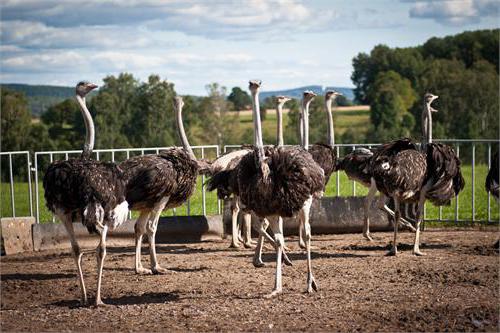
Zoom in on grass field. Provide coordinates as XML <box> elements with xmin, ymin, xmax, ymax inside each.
<box><xmin>238</xmin><ymin>107</ymin><xmax>370</xmax><ymax>138</ymax></box>
<box><xmin>1</xmin><ymin>164</ymin><xmax>498</xmax><ymax>225</ymax></box>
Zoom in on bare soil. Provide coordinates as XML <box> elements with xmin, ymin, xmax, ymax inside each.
<box><xmin>1</xmin><ymin>230</ymin><xmax>498</xmax><ymax>332</ymax></box>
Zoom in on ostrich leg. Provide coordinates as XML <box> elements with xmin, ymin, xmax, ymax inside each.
<box><xmin>302</xmin><ymin>197</ymin><xmax>318</xmax><ymax>293</ymax></box>
<box><xmin>62</xmin><ymin>214</ymin><xmax>88</xmax><ymax>305</ymax></box>
<box><xmin>230</xmin><ymin>197</ymin><xmax>242</xmax><ymax>248</ymax></box>
<box><xmin>135</xmin><ymin>211</ymin><xmax>152</xmax><ymax>274</ymax></box>
<box><xmin>363</xmin><ymin>182</ymin><xmax>378</xmax><ymax>241</ymax></box>
<box><xmin>413</xmin><ymin>184</ymin><xmax>431</xmax><ymax>256</ymax></box>
<box><xmin>265</xmin><ymin>216</ymin><xmax>285</xmax><ymax>298</ymax></box>
<box><xmin>242</xmin><ymin>213</ymin><xmax>257</xmax><ymax>248</ymax></box>
<box><xmin>147</xmin><ymin>197</ymin><xmax>170</xmax><ymax>274</ymax></box>
<box><xmin>386</xmin><ymin>198</ymin><xmax>400</xmax><ymax>256</ymax></box>
<box><xmin>298</xmin><ymin>218</ymin><xmax>306</xmax><ymax>249</ymax></box>
<box><xmin>253</xmin><ymin>218</ymin><xmax>292</xmax><ymax>268</ymax></box>
<box><xmin>376</xmin><ymin>192</ymin><xmax>417</xmax><ymax>232</ymax></box>
<box><xmin>95</xmin><ymin>225</ymin><xmax>108</xmax><ymax>306</ymax></box>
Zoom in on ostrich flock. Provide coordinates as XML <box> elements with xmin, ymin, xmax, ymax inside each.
<box><xmin>42</xmin><ymin>80</ymin><xmax>497</xmax><ymax>306</ymax></box>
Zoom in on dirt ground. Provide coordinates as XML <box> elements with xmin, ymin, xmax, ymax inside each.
<box><xmin>1</xmin><ymin>230</ymin><xmax>498</xmax><ymax>332</ymax></box>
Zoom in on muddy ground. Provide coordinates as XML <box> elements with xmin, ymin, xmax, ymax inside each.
<box><xmin>1</xmin><ymin>230</ymin><xmax>498</xmax><ymax>332</ymax></box>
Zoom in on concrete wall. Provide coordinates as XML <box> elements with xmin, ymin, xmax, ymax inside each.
<box><xmin>223</xmin><ymin>196</ymin><xmax>393</xmax><ymax>235</ymax></box>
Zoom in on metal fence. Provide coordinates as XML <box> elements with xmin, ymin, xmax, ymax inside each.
<box><xmin>1</xmin><ymin>140</ymin><xmax>498</xmax><ymax>225</ymax></box>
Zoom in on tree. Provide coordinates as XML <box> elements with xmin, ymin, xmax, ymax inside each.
<box><xmin>227</xmin><ymin>87</ymin><xmax>251</xmax><ymax>111</ymax></box>
<box><xmin>367</xmin><ymin>71</ymin><xmax>416</xmax><ymax>142</ymax></box>
<box><xmin>91</xmin><ymin>73</ymin><xmax>139</xmax><ymax>148</ymax></box>
<box><xmin>41</xmin><ymin>98</ymin><xmax>81</xmax><ymax>150</ymax></box>
<box><xmin>1</xmin><ymin>88</ymin><xmax>32</xmax><ymax>152</ymax></box>
<box><xmin>128</xmin><ymin>75</ymin><xmax>177</xmax><ymax>147</ymax></box>
<box><xmin>197</xmin><ymin>83</ymin><xmax>240</xmax><ymax>147</ymax></box>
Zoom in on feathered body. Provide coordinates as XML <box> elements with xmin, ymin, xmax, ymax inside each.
<box><xmin>44</xmin><ymin>158</ymin><xmax>128</xmax><ymax>233</ymax></box>
<box><xmin>238</xmin><ymin>146</ymin><xmax>324</xmax><ymax>218</ymax></box>
<box><xmin>485</xmin><ymin>151</ymin><xmax>499</xmax><ymax>200</ymax></box>
<box><xmin>120</xmin><ymin>148</ymin><xmax>199</xmax><ymax>211</ymax></box>
<box><xmin>337</xmin><ymin>148</ymin><xmax>373</xmax><ymax>187</ymax></box>
<box><xmin>309</xmin><ymin>142</ymin><xmax>337</xmax><ymax>189</ymax></box>
<box><xmin>370</xmin><ymin>139</ymin><xmax>426</xmax><ymax>202</ymax></box>
<box><xmin>205</xmin><ymin>147</ymin><xmax>252</xmax><ymax>200</ymax></box>
<box><xmin>424</xmin><ymin>143</ymin><xmax>465</xmax><ymax>205</ymax></box>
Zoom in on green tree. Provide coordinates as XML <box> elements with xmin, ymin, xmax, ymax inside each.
<box><xmin>41</xmin><ymin>98</ymin><xmax>81</xmax><ymax>150</ymax></box>
<box><xmin>91</xmin><ymin>73</ymin><xmax>139</xmax><ymax>148</ymax></box>
<box><xmin>227</xmin><ymin>87</ymin><xmax>251</xmax><ymax>111</ymax></box>
<box><xmin>1</xmin><ymin>88</ymin><xmax>32</xmax><ymax>151</ymax></box>
<box><xmin>197</xmin><ymin>83</ymin><xmax>240</xmax><ymax>146</ymax></box>
<box><xmin>367</xmin><ymin>71</ymin><xmax>416</xmax><ymax>142</ymax></box>
<box><xmin>128</xmin><ymin>75</ymin><xmax>177</xmax><ymax>147</ymax></box>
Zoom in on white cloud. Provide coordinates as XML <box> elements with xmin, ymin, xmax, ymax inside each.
<box><xmin>409</xmin><ymin>0</ymin><xmax>498</xmax><ymax>26</ymax></box>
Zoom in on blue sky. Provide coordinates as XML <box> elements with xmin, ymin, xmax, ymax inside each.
<box><xmin>0</xmin><ymin>0</ymin><xmax>498</xmax><ymax>95</ymax></box>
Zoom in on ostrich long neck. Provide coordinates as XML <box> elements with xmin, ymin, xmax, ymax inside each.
<box><xmin>76</xmin><ymin>95</ymin><xmax>94</xmax><ymax>156</ymax></box>
<box><xmin>276</xmin><ymin>103</ymin><xmax>284</xmax><ymax>147</ymax></box>
<box><xmin>325</xmin><ymin>98</ymin><xmax>335</xmax><ymax>147</ymax></box>
<box><xmin>251</xmin><ymin>90</ymin><xmax>265</xmax><ymax>161</ymax></box>
<box><xmin>298</xmin><ymin>111</ymin><xmax>304</xmax><ymax>147</ymax></box>
<box><xmin>421</xmin><ymin>102</ymin><xmax>433</xmax><ymax>148</ymax></box>
<box><xmin>175</xmin><ymin>102</ymin><xmax>196</xmax><ymax>160</ymax></box>
<box><xmin>302</xmin><ymin>100</ymin><xmax>310</xmax><ymax>150</ymax></box>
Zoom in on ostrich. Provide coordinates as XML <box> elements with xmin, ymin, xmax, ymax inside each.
<box><xmin>119</xmin><ymin>96</ymin><xmax>204</xmax><ymax>274</ymax></box>
<box><xmin>237</xmin><ymin>80</ymin><xmax>324</xmax><ymax>296</ymax></box>
<box><xmin>43</xmin><ymin>81</ymin><xmax>129</xmax><ymax>306</ymax></box>
<box><xmin>298</xmin><ymin>90</ymin><xmax>340</xmax><ymax>248</ymax></box>
<box><xmin>370</xmin><ymin>93</ymin><xmax>464</xmax><ymax>256</ymax></box>
<box><xmin>206</xmin><ymin>95</ymin><xmax>292</xmax><ymax>251</ymax></box>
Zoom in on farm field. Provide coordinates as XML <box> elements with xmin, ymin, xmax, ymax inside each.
<box><xmin>1</xmin><ymin>165</ymin><xmax>499</xmax><ymax>224</ymax></box>
<box><xmin>0</xmin><ymin>230</ymin><xmax>498</xmax><ymax>332</ymax></box>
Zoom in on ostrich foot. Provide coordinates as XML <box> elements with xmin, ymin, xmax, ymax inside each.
<box><xmin>94</xmin><ymin>298</ymin><xmax>108</xmax><ymax>307</ymax></box>
<box><xmin>298</xmin><ymin>241</ymin><xmax>306</xmax><ymax>249</ymax></box>
<box><xmin>264</xmin><ymin>289</ymin><xmax>282</xmax><ymax>299</ymax></box>
<box><xmin>385</xmin><ymin>248</ymin><xmax>398</xmax><ymax>256</ymax></box>
<box><xmin>413</xmin><ymin>250</ymin><xmax>425</xmax><ymax>256</ymax></box>
<box><xmin>135</xmin><ymin>267</ymin><xmax>153</xmax><ymax>275</ymax></box>
<box><xmin>243</xmin><ymin>241</ymin><xmax>256</xmax><ymax>249</ymax></box>
<box><xmin>79</xmin><ymin>297</ymin><xmax>88</xmax><ymax>307</ymax></box>
<box><xmin>229</xmin><ymin>241</ymin><xmax>242</xmax><ymax>249</ymax></box>
<box><xmin>152</xmin><ymin>265</ymin><xmax>170</xmax><ymax>274</ymax></box>
<box><xmin>282</xmin><ymin>252</ymin><xmax>293</xmax><ymax>266</ymax></box>
<box><xmin>253</xmin><ymin>258</ymin><xmax>265</xmax><ymax>268</ymax></box>
<box><xmin>307</xmin><ymin>277</ymin><xmax>318</xmax><ymax>293</ymax></box>
<box><xmin>363</xmin><ymin>232</ymin><xmax>374</xmax><ymax>242</ymax></box>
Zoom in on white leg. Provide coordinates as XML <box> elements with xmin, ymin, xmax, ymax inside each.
<box><xmin>147</xmin><ymin>197</ymin><xmax>169</xmax><ymax>274</ymax></box>
<box><xmin>135</xmin><ymin>211</ymin><xmax>152</xmax><ymax>274</ymax></box>
<box><xmin>302</xmin><ymin>197</ymin><xmax>317</xmax><ymax>293</ymax></box>
<box><xmin>386</xmin><ymin>197</ymin><xmax>400</xmax><ymax>256</ymax></box>
<box><xmin>243</xmin><ymin>213</ymin><xmax>257</xmax><ymax>248</ymax></box>
<box><xmin>378</xmin><ymin>195</ymin><xmax>417</xmax><ymax>232</ymax></box>
<box><xmin>95</xmin><ymin>225</ymin><xmax>108</xmax><ymax>306</ymax></box>
<box><xmin>363</xmin><ymin>181</ymin><xmax>377</xmax><ymax>241</ymax></box>
<box><xmin>253</xmin><ymin>218</ymin><xmax>292</xmax><ymax>267</ymax></box>
<box><xmin>298</xmin><ymin>216</ymin><xmax>306</xmax><ymax>249</ymax></box>
<box><xmin>265</xmin><ymin>216</ymin><xmax>284</xmax><ymax>298</ymax></box>
<box><xmin>62</xmin><ymin>214</ymin><xmax>88</xmax><ymax>306</ymax></box>
<box><xmin>230</xmin><ymin>198</ymin><xmax>241</xmax><ymax>248</ymax></box>
<box><xmin>413</xmin><ymin>188</ymin><xmax>429</xmax><ymax>256</ymax></box>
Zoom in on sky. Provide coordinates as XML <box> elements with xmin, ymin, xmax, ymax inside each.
<box><xmin>0</xmin><ymin>0</ymin><xmax>498</xmax><ymax>96</ymax></box>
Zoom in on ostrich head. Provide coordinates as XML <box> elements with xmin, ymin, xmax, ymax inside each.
<box><xmin>173</xmin><ymin>95</ymin><xmax>185</xmax><ymax>110</ymax></box>
<box><xmin>325</xmin><ymin>90</ymin><xmax>342</xmax><ymax>101</ymax></box>
<box><xmin>249</xmin><ymin>80</ymin><xmax>262</xmax><ymax>94</ymax></box>
<box><xmin>303</xmin><ymin>90</ymin><xmax>317</xmax><ymax>104</ymax></box>
<box><xmin>277</xmin><ymin>95</ymin><xmax>291</xmax><ymax>105</ymax></box>
<box><xmin>424</xmin><ymin>93</ymin><xmax>439</xmax><ymax>112</ymax></box>
<box><xmin>76</xmin><ymin>81</ymin><xmax>97</xmax><ymax>97</ymax></box>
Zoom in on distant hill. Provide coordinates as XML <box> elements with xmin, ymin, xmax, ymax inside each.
<box><xmin>1</xmin><ymin>83</ymin><xmax>75</xmax><ymax>117</ymax></box>
<box><xmin>260</xmin><ymin>85</ymin><xmax>355</xmax><ymax>102</ymax></box>
<box><xmin>2</xmin><ymin>83</ymin><xmax>356</xmax><ymax>117</ymax></box>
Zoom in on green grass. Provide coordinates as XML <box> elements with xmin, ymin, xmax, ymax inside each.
<box><xmin>237</xmin><ymin>108</ymin><xmax>371</xmax><ymax>138</ymax></box>
<box><xmin>2</xmin><ymin>164</ymin><xmax>498</xmax><ymax>225</ymax></box>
